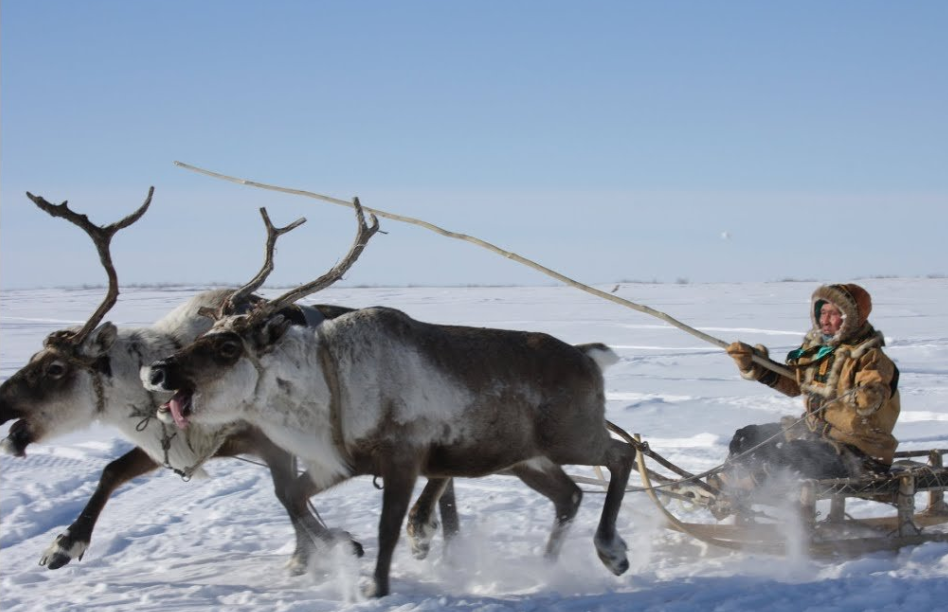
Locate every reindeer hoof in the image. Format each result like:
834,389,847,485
40,532,87,570
361,580,389,599
406,517,439,560
285,555,308,576
410,540,431,560
287,531,364,574
43,553,73,570
600,553,630,576
594,534,629,576
327,528,364,558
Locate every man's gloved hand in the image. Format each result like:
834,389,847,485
726,342,769,379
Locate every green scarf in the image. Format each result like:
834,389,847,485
787,344,835,363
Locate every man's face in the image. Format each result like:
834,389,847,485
819,301,844,337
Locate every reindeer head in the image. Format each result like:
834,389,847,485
143,199,379,429
1,189,153,456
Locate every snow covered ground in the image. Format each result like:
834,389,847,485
3,279,948,611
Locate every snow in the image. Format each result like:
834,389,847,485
3,279,948,611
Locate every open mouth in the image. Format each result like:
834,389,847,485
1,419,35,457
158,389,194,430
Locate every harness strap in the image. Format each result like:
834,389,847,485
315,326,352,468
91,371,106,414
58,351,109,414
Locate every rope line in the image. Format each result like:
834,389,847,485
174,161,792,379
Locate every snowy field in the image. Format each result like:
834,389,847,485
3,278,948,611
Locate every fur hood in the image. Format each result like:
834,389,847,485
807,283,873,347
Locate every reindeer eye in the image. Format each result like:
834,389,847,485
46,361,68,379
219,340,242,359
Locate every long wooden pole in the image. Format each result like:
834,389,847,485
173,161,794,380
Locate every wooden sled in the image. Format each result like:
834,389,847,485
633,441,948,556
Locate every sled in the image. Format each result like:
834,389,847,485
645,443,948,556
576,424,948,557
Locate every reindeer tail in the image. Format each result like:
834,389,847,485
576,342,620,371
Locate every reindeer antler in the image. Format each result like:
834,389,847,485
220,208,306,316
26,187,155,346
248,197,380,323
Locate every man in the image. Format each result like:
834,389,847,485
723,283,900,487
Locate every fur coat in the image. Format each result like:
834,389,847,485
751,284,901,464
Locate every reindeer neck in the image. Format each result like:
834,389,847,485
93,327,189,426
242,324,336,441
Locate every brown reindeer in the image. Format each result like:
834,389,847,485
143,200,637,597
0,189,458,572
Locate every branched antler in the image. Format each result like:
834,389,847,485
26,187,155,346
220,208,306,316
247,197,380,324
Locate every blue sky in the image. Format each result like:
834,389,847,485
2,1,946,289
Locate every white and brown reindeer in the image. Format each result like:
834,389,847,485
143,200,638,597
0,189,458,573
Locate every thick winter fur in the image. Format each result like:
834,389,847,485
0,290,360,571
144,306,637,597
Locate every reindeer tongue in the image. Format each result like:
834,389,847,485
165,391,191,430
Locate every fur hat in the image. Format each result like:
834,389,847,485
810,283,873,345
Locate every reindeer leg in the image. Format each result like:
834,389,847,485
368,459,419,598
592,438,636,575
41,447,158,569
216,429,362,575
510,462,583,560
437,478,460,543
288,471,365,560
406,477,454,559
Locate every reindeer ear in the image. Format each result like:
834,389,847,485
256,315,292,348
81,322,118,357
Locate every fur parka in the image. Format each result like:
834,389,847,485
749,284,901,464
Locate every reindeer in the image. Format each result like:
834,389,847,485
0,189,458,573
143,200,637,597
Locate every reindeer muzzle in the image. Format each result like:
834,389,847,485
145,360,195,430
147,361,172,390
1,420,35,457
